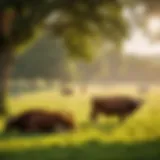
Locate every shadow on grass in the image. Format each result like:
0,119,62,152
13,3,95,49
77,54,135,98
0,132,46,140
0,139,160,160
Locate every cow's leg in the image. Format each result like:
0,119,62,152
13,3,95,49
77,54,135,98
54,123,67,133
119,114,127,123
90,108,99,123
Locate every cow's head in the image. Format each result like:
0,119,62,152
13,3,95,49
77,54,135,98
139,98,144,105
135,98,144,108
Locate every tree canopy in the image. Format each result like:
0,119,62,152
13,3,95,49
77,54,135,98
1,0,160,56
0,0,128,60
123,0,160,40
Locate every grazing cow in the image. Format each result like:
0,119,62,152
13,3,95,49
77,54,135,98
80,86,88,94
5,110,75,133
61,87,73,96
138,85,149,95
90,96,144,122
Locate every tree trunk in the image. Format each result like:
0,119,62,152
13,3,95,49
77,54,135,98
0,50,14,115
0,9,16,115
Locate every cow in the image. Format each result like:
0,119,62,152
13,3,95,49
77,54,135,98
80,85,88,94
5,109,76,134
90,96,144,122
60,87,74,96
138,84,149,95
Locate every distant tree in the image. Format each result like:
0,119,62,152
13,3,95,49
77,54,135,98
121,55,160,83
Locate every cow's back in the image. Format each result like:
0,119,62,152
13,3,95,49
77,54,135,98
91,96,140,116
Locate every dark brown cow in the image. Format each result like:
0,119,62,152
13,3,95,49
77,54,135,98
90,96,144,122
5,110,75,133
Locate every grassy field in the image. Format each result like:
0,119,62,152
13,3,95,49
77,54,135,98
0,85,160,159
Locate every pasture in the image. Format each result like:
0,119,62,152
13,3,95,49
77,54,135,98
0,85,160,160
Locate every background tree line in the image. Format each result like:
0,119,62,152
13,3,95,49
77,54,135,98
12,33,160,85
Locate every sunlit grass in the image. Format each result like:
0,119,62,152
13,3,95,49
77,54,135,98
0,86,160,152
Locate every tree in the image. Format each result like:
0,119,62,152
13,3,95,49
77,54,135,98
123,0,160,40
0,0,128,114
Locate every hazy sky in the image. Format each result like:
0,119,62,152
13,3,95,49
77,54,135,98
124,29,160,56
123,13,160,56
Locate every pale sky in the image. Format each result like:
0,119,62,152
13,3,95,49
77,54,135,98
123,12,160,56
124,29,160,56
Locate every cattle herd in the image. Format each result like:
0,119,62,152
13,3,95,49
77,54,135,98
5,95,144,134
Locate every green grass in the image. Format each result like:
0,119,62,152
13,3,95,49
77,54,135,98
1,140,160,160
0,86,160,159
